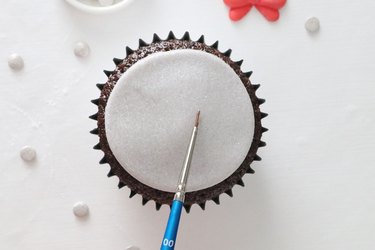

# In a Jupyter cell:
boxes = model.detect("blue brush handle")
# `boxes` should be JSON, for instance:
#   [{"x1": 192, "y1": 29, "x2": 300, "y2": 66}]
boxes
[{"x1": 160, "y1": 200, "x2": 184, "y2": 250}]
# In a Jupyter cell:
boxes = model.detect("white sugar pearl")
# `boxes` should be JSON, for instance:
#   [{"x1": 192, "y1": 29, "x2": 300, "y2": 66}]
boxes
[
  {"x1": 20, "y1": 146, "x2": 36, "y2": 161},
  {"x1": 8, "y1": 53, "x2": 24, "y2": 71},
  {"x1": 126, "y1": 246, "x2": 140, "y2": 250},
  {"x1": 74, "y1": 42, "x2": 90, "y2": 58},
  {"x1": 98, "y1": 0, "x2": 114, "y2": 6},
  {"x1": 73, "y1": 202, "x2": 89, "y2": 217},
  {"x1": 305, "y1": 17, "x2": 320, "y2": 33}
]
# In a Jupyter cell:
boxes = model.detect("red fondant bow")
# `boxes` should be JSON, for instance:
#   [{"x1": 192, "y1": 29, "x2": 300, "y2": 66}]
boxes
[{"x1": 224, "y1": 0, "x2": 286, "y2": 22}]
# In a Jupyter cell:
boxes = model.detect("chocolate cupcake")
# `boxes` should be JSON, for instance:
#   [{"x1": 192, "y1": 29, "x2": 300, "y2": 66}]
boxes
[{"x1": 90, "y1": 31, "x2": 267, "y2": 212}]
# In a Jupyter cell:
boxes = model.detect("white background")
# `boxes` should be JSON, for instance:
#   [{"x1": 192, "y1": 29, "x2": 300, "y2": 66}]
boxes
[{"x1": 1, "y1": 0, "x2": 374, "y2": 249}]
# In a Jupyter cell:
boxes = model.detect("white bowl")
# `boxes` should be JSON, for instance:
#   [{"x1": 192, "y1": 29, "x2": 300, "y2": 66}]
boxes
[{"x1": 64, "y1": 0, "x2": 134, "y2": 14}]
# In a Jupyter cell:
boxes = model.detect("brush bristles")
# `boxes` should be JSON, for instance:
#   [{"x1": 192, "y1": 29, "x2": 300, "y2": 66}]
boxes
[{"x1": 195, "y1": 110, "x2": 201, "y2": 127}]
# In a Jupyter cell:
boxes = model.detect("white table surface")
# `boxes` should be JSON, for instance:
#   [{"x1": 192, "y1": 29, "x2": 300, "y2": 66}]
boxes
[{"x1": 1, "y1": 0, "x2": 374, "y2": 249}]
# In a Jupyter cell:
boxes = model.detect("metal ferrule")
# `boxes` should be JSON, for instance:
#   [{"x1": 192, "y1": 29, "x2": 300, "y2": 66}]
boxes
[{"x1": 173, "y1": 126, "x2": 198, "y2": 202}]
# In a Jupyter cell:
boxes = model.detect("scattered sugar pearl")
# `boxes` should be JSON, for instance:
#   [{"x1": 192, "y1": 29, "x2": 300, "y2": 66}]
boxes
[
  {"x1": 20, "y1": 146, "x2": 36, "y2": 161},
  {"x1": 98, "y1": 0, "x2": 114, "y2": 6},
  {"x1": 8, "y1": 53, "x2": 24, "y2": 71},
  {"x1": 126, "y1": 246, "x2": 140, "y2": 250},
  {"x1": 74, "y1": 42, "x2": 90, "y2": 58},
  {"x1": 305, "y1": 17, "x2": 320, "y2": 33},
  {"x1": 73, "y1": 202, "x2": 89, "y2": 217}
]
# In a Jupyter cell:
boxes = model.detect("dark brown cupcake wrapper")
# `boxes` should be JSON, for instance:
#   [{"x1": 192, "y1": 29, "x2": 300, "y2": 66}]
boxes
[{"x1": 89, "y1": 31, "x2": 268, "y2": 212}]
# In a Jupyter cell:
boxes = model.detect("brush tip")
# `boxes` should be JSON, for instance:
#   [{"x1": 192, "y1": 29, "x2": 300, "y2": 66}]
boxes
[{"x1": 195, "y1": 110, "x2": 200, "y2": 127}]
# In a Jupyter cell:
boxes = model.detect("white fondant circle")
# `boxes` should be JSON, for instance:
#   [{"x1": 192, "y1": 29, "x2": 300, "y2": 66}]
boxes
[{"x1": 105, "y1": 49, "x2": 254, "y2": 192}]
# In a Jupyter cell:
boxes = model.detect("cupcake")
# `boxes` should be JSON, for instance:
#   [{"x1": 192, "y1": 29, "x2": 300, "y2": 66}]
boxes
[{"x1": 90, "y1": 31, "x2": 267, "y2": 212}]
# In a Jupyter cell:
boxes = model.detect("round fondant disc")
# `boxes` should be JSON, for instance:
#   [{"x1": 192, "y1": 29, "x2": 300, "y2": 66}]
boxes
[{"x1": 105, "y1": 49, "x2": 254, "y2": 192}]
